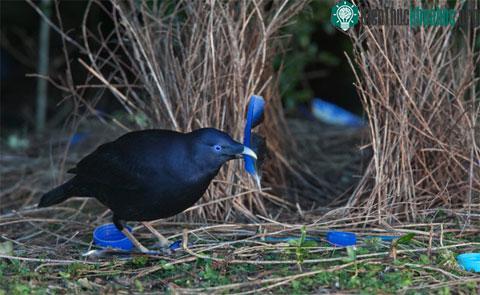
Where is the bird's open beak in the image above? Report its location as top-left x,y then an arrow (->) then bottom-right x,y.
241,146 -> 257,160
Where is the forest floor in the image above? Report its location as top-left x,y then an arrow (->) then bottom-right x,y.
1,202 -> 479,294
1,122 -> 479,294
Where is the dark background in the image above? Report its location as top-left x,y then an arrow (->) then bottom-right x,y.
0,0 -> 361,135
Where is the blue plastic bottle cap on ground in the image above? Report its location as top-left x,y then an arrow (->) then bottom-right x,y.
311,98 -> 364,127
93,223 -> 134,251
457,253 -> 480,272
327,231 -> 357,247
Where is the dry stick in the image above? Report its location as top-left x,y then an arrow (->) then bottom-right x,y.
403,263 -> 461,280
0,254 -> 98,265
25,0 -> 84,51
112,2 -> 178,129
343,1 -> 479,222
190,262 -> 358,295
78,59 -> 140,113
181,226 -> 480,265
0,218 -> 88,227
175,224 -> 468,257
405,277 -> 480,291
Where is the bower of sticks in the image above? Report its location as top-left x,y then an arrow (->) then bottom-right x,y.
1,0 -> 479,293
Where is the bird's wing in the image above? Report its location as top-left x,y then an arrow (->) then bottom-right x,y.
69,141 -> 151,190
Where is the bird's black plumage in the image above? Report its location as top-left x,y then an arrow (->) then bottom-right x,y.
39,128 -> 255,232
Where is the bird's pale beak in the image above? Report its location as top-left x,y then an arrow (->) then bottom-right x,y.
241,146 -> 257,160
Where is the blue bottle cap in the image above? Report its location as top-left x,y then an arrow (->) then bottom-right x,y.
311,98 -> 364,127
327,231 -> 357,247
457,253 -> 480,272
93,223 -> 134,251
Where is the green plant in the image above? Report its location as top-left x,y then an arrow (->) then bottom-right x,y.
390,233 -> 416,260
288,226 -> 318,265
199,260 -> 230,286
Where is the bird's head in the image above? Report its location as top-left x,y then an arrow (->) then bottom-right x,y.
190,128 -> 257,169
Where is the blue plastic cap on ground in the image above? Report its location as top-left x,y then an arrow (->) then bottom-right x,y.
457,253 -> 480,272
93,223 -> 134,251
327,231 -> 357,247
311,98 -> 364,127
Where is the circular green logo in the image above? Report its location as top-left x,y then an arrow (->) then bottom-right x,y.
330,1 -> 359,31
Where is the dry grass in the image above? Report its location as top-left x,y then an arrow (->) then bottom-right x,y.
2,146 -> 478,293
342,0 -> 480,224
0,194 -> 479,293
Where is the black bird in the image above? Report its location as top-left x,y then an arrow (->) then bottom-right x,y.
38,128 -> 257,252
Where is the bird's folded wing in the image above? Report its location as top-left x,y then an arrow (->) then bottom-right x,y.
68,142 -> 151,190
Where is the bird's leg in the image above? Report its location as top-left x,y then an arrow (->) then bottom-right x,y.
142,222 -> 169,248
121,228 -> 150,253
114,216 -> 150,253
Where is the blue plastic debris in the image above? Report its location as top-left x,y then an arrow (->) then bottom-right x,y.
69,132 -> 89,146
457,253 -> 480,272
93,223 -> 134,251
311,98 -> 364,127
327,231 -> 357,247
169,240 -> 182,251
243,95 -> 265,187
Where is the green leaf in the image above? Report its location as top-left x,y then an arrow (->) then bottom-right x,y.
134,279 -> 144,292
59,271 -> 71,279
299,226 -> 307,245
302,240 -> 318,248
291,279 -> 301,290
395,233 -> 415,245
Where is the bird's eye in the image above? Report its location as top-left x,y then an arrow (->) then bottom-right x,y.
213,144 -> 222,152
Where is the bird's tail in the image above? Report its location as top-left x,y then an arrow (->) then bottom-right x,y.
38,178 -> 77,207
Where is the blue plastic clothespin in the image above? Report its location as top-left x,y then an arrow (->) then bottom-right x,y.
243,95 -> 265,188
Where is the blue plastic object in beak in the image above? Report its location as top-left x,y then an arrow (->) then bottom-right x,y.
243,95 -> 265,187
